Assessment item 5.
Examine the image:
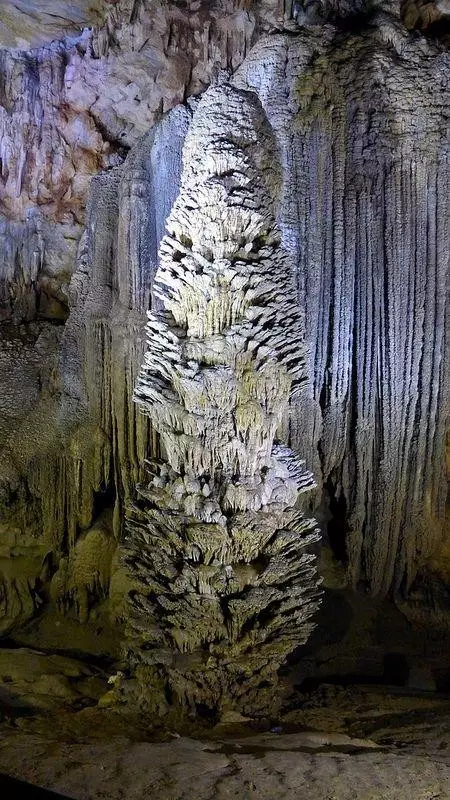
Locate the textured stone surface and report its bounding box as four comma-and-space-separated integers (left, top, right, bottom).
0, 1, 116, 49
123, 83, 322, 716
0, 1, 275, 632
402, 0, 450, 40
0, 647, 107, 712
0, 1, 448, 643
234, 15, 449, 596
1, 645, 449, 798
0, 103, 190, 632
0, 724, 448, 800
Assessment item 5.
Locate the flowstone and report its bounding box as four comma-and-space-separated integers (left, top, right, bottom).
123, 84, 322, 717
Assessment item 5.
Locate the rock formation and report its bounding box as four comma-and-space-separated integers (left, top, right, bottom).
0, 0, 448, 645
123, 84, 322, 716
0, 1, 115, 50
234, 12, 449, 595
0, 1, 261, 633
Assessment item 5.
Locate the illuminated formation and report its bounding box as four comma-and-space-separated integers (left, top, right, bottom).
123, 84, 322, 716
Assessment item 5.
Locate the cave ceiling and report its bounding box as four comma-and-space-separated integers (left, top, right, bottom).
0, 1, 449, 50
0, 0, 116, 49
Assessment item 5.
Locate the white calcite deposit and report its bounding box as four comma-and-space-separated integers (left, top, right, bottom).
123, 84, 322, 716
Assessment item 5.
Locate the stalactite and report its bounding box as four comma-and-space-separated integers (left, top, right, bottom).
123, 84, 322, 717
0, 1, 269, 630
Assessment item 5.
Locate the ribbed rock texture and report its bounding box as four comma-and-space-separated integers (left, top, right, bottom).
123, 84, 322, 715
0, 103, 191, 633
234, 14, 449, 596
0, 2, 448, 640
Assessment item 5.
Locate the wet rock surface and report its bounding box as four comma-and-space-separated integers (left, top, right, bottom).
0, 646, 448, 800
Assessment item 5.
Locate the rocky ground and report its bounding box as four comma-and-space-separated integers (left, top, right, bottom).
0, 646, 449, 800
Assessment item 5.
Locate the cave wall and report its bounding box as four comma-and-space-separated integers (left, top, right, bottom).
0, 0, 448, 638
0, 101, 192, 631
0, 0, 268, 632
234, 14, 449, 595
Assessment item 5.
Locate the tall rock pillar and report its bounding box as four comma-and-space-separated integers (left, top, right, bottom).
123, 84, 322, 717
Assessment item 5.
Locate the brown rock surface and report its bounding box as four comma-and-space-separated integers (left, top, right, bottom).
0, 667, 449, 799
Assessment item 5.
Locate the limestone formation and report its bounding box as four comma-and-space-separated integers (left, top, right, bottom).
123, 84, 322, 716
0, 1, 448, 641
0, 0, 273, 634
0, 1, 115, 49
234, 11, 449, 596
0, 104, 190, 632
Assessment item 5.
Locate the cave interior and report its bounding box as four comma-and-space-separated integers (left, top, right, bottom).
0, 1, 448, 798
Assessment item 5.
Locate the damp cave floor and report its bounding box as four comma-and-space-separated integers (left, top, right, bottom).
0, 646, 449, 800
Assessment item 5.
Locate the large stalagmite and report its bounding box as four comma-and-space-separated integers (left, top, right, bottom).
123, 84, 322, 716
0, 1, 448, 647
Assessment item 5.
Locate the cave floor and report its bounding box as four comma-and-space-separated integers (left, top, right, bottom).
0, 647, 449, 799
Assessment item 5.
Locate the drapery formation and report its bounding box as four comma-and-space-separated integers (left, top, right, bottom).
235, 18, 448, 595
